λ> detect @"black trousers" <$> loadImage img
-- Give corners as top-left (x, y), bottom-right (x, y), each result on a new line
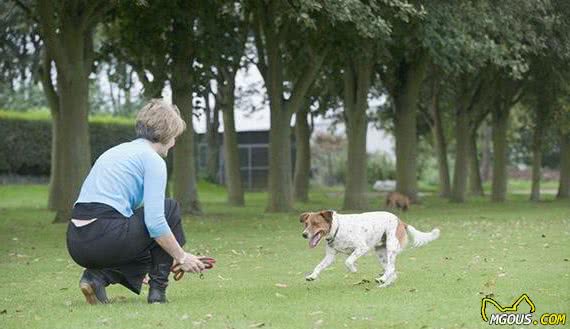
top-left (66, 199), bottom-right (186, 294)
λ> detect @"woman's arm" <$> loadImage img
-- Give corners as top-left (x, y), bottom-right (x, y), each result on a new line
top-left (143, 153), bottom-right (205, 273)
top-left (155, 234), bottom-right (205, 273)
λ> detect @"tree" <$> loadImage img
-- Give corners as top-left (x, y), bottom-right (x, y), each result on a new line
top-left (523, 0), bottom-right (570, 201)
top-left (555, 99), bottom-right (570, 199)
top-left (0, 3), bottom-right (45, 111)
top-left (341, 46), bottom-right (375, 210)
top-left (381, 1), bottom-right (488, 202)
top-left (200, 82), bottom-right (221, 183)
top-left (324, 2), bottom-right (419, 210)
top-left (293, 78), bottom-right (339, 202)
top-left (219, 66), bottom-right (245, 205)
top-left (293, 100), bottom-right (312, 203)
top-left (249, 1), bottom-right (329, 212)
top-left (199, 1), bottom-right (248, 206)
top-left (526, 65), bottom-right (557, 202)
top-left (12, 0), bottom-right (113, 221)
top-left (489, 76), bottom-right (523, 202)
top-left (557, 130), bottom-right (570, 199)
top-left (418, 66), bottom-right (452, 198)
top-left (108, 0), bottom-right (205, 214)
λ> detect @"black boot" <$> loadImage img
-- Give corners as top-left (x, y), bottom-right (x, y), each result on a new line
top-left (79, 269), bottom-right (110, 305)
top-left (147, 264), bottom-right (171, 304)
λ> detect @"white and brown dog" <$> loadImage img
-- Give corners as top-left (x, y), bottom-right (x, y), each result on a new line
top-left (299, 210), bottom-right (440, 287)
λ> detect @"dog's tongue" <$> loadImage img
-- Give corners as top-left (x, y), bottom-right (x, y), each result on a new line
top-left (309, 232), bottom-right (322, 248)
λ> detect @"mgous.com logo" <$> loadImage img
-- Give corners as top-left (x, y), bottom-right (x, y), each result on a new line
top-left (481, 293), bottom-right (566, 326)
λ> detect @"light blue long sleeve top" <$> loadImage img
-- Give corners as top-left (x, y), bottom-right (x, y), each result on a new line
top-left (75, 138), bottom-right (171, 238)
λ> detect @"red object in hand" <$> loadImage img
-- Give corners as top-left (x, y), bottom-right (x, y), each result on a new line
top-left (171, 257), bottom-right (216, 281)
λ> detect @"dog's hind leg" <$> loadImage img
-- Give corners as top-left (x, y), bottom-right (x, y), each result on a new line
top-left (376, 233), bottom-right (399, 287)
top-left (374, 246), bottom-right (387, 276)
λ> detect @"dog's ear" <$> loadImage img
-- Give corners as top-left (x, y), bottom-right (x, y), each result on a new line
top-left (299, 212), bottom-right (310, 223)
top-left (320, 210), bottom-right (334, 223)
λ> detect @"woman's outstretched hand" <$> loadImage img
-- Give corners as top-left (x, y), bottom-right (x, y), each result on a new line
top-left (173, 253), bottom-right (207, 273)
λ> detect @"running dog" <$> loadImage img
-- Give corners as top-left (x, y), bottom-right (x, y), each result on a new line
top-left (299, 210), bottom-right (439, 287)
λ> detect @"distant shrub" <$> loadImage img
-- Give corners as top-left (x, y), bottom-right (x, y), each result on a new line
top-left (367, 151), bottom-right (396, 185)
top-left (0, 110), bottom-right (136, 176)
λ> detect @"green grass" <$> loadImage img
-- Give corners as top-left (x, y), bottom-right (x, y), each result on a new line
top-left (0, 184), bottom-right (569, 329)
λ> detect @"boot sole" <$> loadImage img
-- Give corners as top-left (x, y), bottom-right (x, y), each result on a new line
top-left (80, 281), bottom-right (98, 305)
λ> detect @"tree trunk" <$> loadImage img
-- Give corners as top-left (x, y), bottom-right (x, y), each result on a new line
top-left (468, 128), bottom-right (485, 196)
top-left (450, 100), bottom-right (470, 202)
top-left (293, 106), bottom-right (311, 203)
top-left (430, 83), bottom-right (451, 198)
top-left (38, 48), bottom-right (62, 211)
top-left (491, 108), bottom-right (509, 202)
top-left (171, 85), bottom-right (201, 214)
top-left (220, 74), bottom-right (244, 206)
top-left (53, 63), bottom-right (91, 222)
top-left (342, 57), bottom-right (373, 210)
top-left (36, 1), bottom-right (116, 222)
top-left (480, 122), bottom-right (492, 181)
top-left (267, 109), bottom-right (294, 211)
top-left (47, 114), bottom-right (62, 210)
top-left (171, 24), bottom-right (201, 215)
top-left (205, 96), bottom-right (220, 183)
top-left (393, 55), bottom-right (428, 202)
top-left (557, 131), bottom-right (570, 199)
top-left (530, 110), bottom-right (545, 201)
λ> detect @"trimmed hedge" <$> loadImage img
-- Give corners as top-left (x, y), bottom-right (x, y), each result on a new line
top-left (0, 110), bottom-right (136, 176)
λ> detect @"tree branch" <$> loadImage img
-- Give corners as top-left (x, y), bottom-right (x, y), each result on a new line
top-left (37, 0), bottom-right (64, 66)
top-left (38, 47), bottom-right (59, 115)
top-left (252, 6), bottom-right (268, 81)
top-left (286, 47), bottom-right (328, 115)
top-left (12, 0), bottom-right (39, 23)
top-left (83, 0), bottom-right (114, 31)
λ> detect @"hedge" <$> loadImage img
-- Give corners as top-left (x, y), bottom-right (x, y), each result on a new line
top-left (0, 110), bottom-right (136, 176)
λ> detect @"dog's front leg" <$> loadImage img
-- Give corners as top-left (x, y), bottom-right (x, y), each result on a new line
top-left (345, 246), bottom-right (369, 273)
top-left (306, 247), bottom-right (337, 281)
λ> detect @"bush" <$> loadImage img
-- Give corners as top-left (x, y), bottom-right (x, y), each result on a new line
top-left (367, 151), bottom-right (396, 185)
top-left (0, 110), bottom-right (136, 176)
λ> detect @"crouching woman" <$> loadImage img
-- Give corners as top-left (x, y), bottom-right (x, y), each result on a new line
top-left (67, 99), bottom-right (206, 304)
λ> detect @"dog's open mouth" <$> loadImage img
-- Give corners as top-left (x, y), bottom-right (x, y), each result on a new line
top-left (309, 231), bottom-right (323, 248)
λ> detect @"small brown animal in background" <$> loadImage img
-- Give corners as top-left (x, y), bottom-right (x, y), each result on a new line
top-left (385, 192), bottom-right (410, 211)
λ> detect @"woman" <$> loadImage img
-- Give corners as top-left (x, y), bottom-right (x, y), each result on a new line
top-left (67, 99), bottom-right (207, 304)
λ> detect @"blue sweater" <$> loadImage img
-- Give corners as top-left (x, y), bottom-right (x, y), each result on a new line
top-left (75, 138), bottom-right (171, 238)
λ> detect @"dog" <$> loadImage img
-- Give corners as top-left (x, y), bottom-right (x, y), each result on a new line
top-left (299, 210), bottom-right (439, 287)
top-left (385, 191), bottom-right (411, 211)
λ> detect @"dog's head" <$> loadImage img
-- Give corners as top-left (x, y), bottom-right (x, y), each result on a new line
top-left (299, 210), bottom-right (334, 248)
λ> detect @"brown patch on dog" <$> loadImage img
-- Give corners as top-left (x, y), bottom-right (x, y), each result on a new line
top-left (396, 220), bottom-right (408, 247)
top-left (385, 192), bottom-right (411, 211)
top-left (319, 210), bottom-right (334, 223)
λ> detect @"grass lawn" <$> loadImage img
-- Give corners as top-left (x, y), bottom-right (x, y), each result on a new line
top-left (0, 183), bottom-right (569, 329)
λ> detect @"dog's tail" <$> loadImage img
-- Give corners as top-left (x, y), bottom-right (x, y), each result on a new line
top-left (406, 225), bottom-right (440, 248)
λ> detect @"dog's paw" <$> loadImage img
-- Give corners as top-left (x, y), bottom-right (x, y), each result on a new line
top-left (375, 273), bottom-right (396, 287)
top-left (305, 274), bottom-right (317, 281)
top-left (377, 281), bottom-right (392, 288)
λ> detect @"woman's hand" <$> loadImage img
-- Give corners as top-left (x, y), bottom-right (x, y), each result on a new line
top-left (172, 253), bottom-right (206, 274)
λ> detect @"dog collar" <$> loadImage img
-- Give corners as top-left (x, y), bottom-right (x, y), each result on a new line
top-left (326, 223), bottom-right (340, 246)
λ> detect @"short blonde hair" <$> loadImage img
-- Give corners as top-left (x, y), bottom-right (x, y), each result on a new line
top-left (135, 99), bottom-right (186, 143)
